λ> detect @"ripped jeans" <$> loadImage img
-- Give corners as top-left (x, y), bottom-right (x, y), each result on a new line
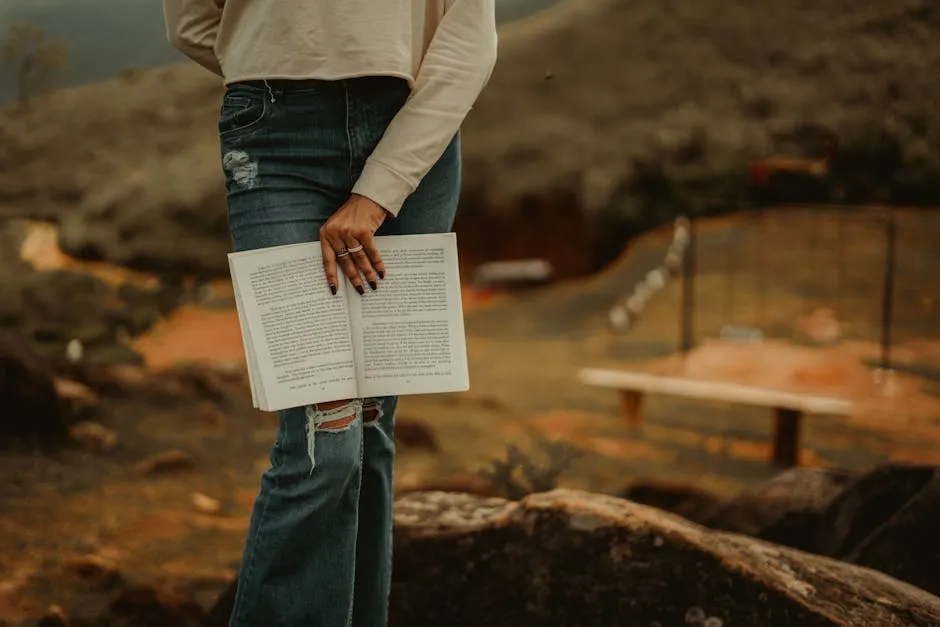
top-left (219, 77), bottom-right (460, 627)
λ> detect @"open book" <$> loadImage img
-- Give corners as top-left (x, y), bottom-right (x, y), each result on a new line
top-left (228, 233), bottom-right (470, 412)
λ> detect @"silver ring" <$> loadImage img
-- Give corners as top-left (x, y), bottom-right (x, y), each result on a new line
top-left (347, 245), bottom-right (364, 254)
top-left (336, 249), bottom-right (350, 258)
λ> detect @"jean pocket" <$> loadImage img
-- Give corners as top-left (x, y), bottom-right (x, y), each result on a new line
top-left (219, 91), bottom-right (267, 139)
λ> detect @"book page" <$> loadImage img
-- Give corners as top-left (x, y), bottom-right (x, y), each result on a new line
top-left (349, 233), bottom-right (470, 398)
top-left (228, 255), bottom-right (260, 408)
top-left (228, 242), bottom-right (358, 411)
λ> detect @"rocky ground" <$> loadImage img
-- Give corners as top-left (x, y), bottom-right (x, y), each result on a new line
top-left (0, 222), bottom-right (201, 367)
top-left (2, 206), bottom-right (940, 624)
top-left (51, 473), bottom-right (940, 626)
top-left (4, 356), bottom-right (940, 627)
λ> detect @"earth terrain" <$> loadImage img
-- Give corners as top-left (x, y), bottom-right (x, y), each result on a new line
top-left (1, 0), bottom-right (939, 623)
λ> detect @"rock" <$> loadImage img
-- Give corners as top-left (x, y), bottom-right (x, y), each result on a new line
top-left (72, 363), bottom-right (237, 407)
top-left (68, 422), bottom-right (118, 452)
top-left (55, 377), bottom-right (100, 422)
top-left (0, 331), bottom-right (69, 451)
top-left (2, 267), bottom-right (158, 366)
top-left (36, 606), bottom-right (68, 627)
top-left (62, 554), bottom-right (123, 590)
top-left (191, 492), bottom-right (222, 515)
top-left (389, 490), bottom-right (940, 626)
top-left (395, 474), bottom-right (500, 498)
top-left (205, 579), bottom-right (238, 627)
top-left (66, 364), bottom-right (148, 398)
top-left (825, 466), bottom-right (940, 597)
top-left (102, 585), bottom-right (204, 627)
top-left (135, 449), bottom-right (195, 475)
top-left (55, 377), bottom-right (98, 421)
top-left (194, 401), bottom-right (226, 430)
top-left (701, 467), bottom-right (856, 552)
top-left (817, 463), bottom-right (937, 559)
top-left (65, 339), bottom-right (84, 365)
top-left (619, 480), bottom-right (722, 525)
top-left (170, 364), bottom-right (231, 404)
top-left (393, 417), bottom-right (439, 452)
top-left (57, 144), bottom-right (232, 277)
top-left (200, 489), bottom-right (940, 626)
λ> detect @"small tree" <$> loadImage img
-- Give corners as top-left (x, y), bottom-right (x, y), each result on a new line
top-left (2, 23), bottom-right (67, 105)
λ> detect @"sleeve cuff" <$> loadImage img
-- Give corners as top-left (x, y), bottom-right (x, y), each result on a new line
top-left (351, 160), bottom-right (417, 217)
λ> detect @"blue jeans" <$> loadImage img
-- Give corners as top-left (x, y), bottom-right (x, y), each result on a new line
top-left (219, 77), bottom-right (460, 627)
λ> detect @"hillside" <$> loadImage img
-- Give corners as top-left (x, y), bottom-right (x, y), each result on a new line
top-left (461, 0), bottom-right (940, 205)
top-left (0, 0), bottom-right (181, 105)
top-left (0, 0), bottom-right (938, 276)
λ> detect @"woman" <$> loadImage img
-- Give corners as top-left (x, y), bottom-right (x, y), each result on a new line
top-left (162, 1), bottom-right (497, 625)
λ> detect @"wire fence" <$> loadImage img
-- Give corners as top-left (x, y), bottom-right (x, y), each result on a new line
top-left (678, 205), bottom-right (940, 371)
top-left (610, 204), bottom-right (940, 374)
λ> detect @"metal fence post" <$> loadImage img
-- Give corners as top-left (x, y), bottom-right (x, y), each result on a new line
top-left (835, 205), bottom-right (845, 317)
top-left (880, 210), bottom-right (897, 372)
top-left (756, 204), bottom-right (766, 330)
top-left (680, 215), bottom-right (696, 355)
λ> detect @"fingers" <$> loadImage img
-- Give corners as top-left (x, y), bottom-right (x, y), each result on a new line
top-left (363, 237), bottom-right (386, 281)
top-left (320, 237), bottom-right (339, 295)
top-left (320, 229), bottom-right (361, 295)
top-left (320, 214), bottom-right (386, 294)
top-left (345, 234), bottom-right (382, 291)
top-left (330, 235), bottom-right (365, 294)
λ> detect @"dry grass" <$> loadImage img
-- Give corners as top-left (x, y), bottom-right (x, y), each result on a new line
top-left (461, 0), bottom-right (940, 209)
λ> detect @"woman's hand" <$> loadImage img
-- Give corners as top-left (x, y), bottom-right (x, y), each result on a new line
top-left (320, 194), bottom-right (389, 295)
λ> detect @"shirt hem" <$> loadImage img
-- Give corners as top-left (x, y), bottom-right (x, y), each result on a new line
top-left (222, 69), bottom-right (416, 89)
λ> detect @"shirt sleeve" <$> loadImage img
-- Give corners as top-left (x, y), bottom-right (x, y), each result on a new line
top-left (163, 0), bottom-right (225, 77)
top-left (351, 0), bottom-right (498, 217)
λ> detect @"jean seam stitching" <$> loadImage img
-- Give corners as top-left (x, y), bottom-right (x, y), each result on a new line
top-left (230, 485), bottom-right (274, 624)
top-left (343, 80), bottom-right (354, 187)
top-left (219, 92), bottom-right (269, 141)
top-left (230, 428), bottom-right (282, 625)
top-left (347, 415), bottom-right (366, 627)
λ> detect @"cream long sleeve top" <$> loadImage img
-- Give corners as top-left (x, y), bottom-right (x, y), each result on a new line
top-left (163, 0), bottom-right (497, 216)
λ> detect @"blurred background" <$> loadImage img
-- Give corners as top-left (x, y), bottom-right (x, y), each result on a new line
top-left (1, 0), bottom-right (939, 625)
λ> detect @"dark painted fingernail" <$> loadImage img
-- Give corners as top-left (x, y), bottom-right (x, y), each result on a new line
top-left (369, 280), bottom-right (377, 291)
top-left (330, 284), bottom-right (337, 295)
top-left (378, 270), bottom-right (385, 280)
top-left (355, 284), bottom-right (364, 295)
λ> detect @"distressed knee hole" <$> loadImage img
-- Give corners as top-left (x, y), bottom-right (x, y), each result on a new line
top-left (362, 399), bottom-right (383, 426)
top-left (319, 414), bottom-right (356, 431)
top-left (304, 400), bottom-right (362, 473)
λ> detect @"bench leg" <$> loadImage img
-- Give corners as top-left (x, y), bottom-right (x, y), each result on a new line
top-left (619, 391), bottom-right (644, 426)
top-left (772, 408), bottom-right (802, 467)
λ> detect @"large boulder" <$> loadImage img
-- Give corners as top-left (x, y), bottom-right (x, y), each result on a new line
top-left (700, 467), bottom-right (856, 552)
top-left (817, 464), bottom-right (937, 558)
top-left (389, 490), bottom-right (940, 626)
top-left (619, 479), bottom-right (722, 525)
top-left (0, 331), bottom-right (69, 450)
top-left (819, 465), bottom-right (940, 597)
top-left (101, 585), bottom-right (205, 627)
top-left (631, 464), bottom-right (940, 600)
top-left (0, 226), bottom-right (177, 365)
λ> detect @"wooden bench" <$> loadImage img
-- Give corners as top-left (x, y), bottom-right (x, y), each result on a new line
top-left (577, 368), bottom-right (854, 467)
